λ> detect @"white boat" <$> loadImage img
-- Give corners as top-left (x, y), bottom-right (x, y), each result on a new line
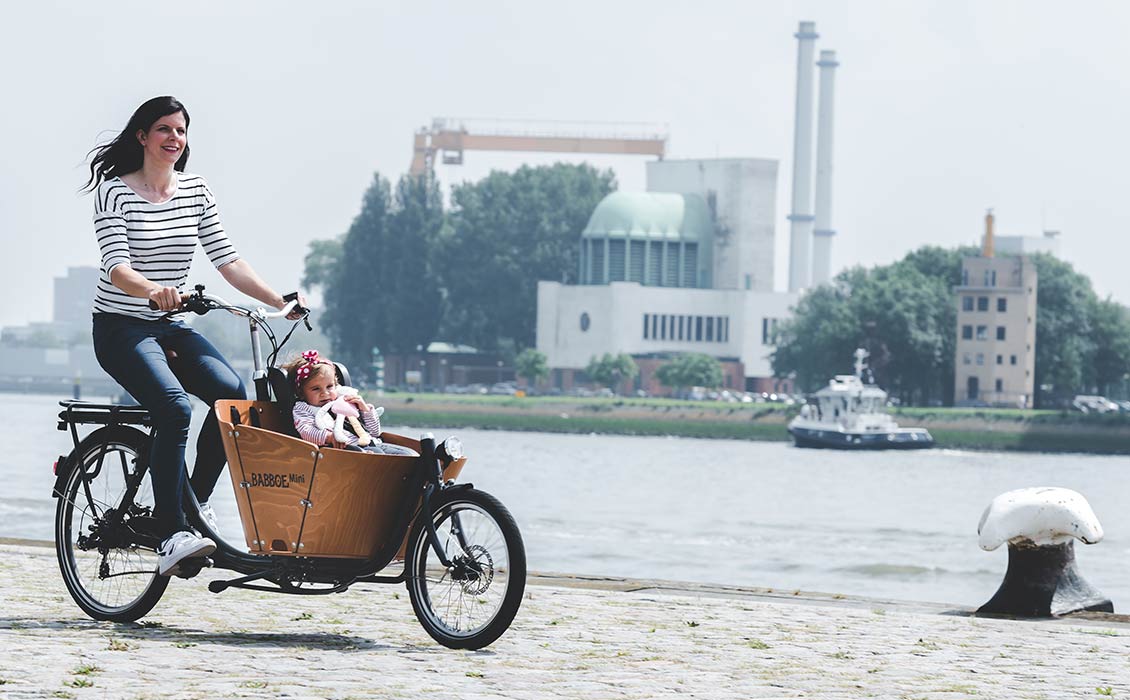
top-left (787, 349), bottom-right (934, 450)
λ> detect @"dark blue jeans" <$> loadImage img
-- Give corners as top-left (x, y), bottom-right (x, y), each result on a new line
top-left (93, 313), bottom-right (246, 539)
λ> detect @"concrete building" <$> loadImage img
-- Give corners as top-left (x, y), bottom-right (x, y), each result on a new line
top-left (645, 158), bottom-right (778, 292)
top-left (953, 213), bottom-right (1037, 407)
top-left (538, 157), bottom-right (798, 395)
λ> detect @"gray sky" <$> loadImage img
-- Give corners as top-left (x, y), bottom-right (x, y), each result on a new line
top-left (2, 0), bottom-right (1128, 328)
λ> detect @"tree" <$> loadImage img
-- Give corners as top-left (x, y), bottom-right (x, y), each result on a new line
top-left (319, 174), bottom-right (393, 375)
top-left (1089, 297), bottom-right (1130, 396)
top-left (1029, 253), bottom-right (1097, 407)
top-left (315, 173), bottom-right (446, 377)
top-left (514, 348), bottom-right (549, 387)
top-left (585, 353), bottom-right (638, 392)
top-left (656, 353), bottom-right (724, 393)
top-left (772, 246), bottom-right (973, 405)
top-left (438, 163), bottom-right (616, 351)
top-left (380, 175), bottom-right (445, 354)
top-left (301, 237), bottom-right (343, 291)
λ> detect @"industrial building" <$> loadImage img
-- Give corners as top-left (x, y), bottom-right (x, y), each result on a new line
top-left (536, 22), bottom-right (840, 395)
top-left (953, 212), bottom-right (1038, 407)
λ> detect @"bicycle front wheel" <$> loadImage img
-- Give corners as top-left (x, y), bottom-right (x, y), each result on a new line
top-left (55, 426), bottom-right (169, 622)
top-left (406, 488), bottom-right (526, 649)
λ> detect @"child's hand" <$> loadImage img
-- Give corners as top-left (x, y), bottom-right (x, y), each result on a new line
top-left (344, 394), bottom-right (368, 411)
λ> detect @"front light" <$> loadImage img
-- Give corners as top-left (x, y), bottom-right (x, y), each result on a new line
top-left (440, 436), bottom-right (464, 461)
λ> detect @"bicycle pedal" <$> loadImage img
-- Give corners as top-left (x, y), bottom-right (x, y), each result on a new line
top-left (174, 556), bottom-right (213, 579)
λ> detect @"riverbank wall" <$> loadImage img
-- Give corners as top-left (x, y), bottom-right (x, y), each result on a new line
top-left (374, 394), bottom-right (1130, 455)
top-left (2, 540), bottom-right (1127, 698)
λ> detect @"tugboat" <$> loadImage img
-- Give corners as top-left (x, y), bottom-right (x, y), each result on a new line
top-left (787, 349), bottom-right (934, 450)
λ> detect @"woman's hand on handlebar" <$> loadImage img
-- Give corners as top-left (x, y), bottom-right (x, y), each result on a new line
top-left (147, 286), bottom-right (182, 312)
top-left (282, 291), bottom-right (310, 321)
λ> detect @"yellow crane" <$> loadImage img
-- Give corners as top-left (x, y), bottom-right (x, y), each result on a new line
top-left (410, 118), bottom-right (668, 177)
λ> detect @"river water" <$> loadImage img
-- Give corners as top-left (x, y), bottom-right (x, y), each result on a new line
top-left (5, 392), bottom-right (1129, 607)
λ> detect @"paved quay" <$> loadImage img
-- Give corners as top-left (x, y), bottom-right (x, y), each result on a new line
top-left (1, 541), bottom-right (1128, 699)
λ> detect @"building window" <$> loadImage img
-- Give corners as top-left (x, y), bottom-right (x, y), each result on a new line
top-left (962, 325), bottom-right (973, 340)
top-left (643, 314), bottom-right (649, 339)
top-left (962, 269), bottom-right (969, 286)
top-left (608, 240), bottom-right (626, 281)
top-left (647, 241), bottom-right (663, 286)
top-left (962, 296), bottom-right (974, 311)
top-left (1010, 355), bottom-right (1017, 365)
top-left (984, 270), bottom-right (997, 287)
top-left (684, 243), bottom-right (698, 289)
top-left (962, 353), bottom-right (971, 365)
top-left (995, 379), bottom-right (1003, 392)
top-left (996, 326), bottom-right (1006, 340)
top-left (590, 239), bottom-right (605, 282)
top-left (678, 316), bottom-right (684, 340)
top-left (977, 297), bottom-right (989, 311)
top-left (997, 298), bottom-right (1007, 312)
top-left (706, 317), bottom-right (714, 342)
top-left (651, 314), bottom-right (658, 340)
top-left (996, 355), bottom-right (1003, 365)
top-left (695, 316), bottom-right (703, 342)
top-left (660, 315), bottom-right (668, 340)
top-left (976, 353), bottom-right (984, 365)
top-left (745, 274), bottom-right (752, 290)
top-left (976, 325), bottom-right (988, 340)
top-left (580, 312), bottom-right (590, 332)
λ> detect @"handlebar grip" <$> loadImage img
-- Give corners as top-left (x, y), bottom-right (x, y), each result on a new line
top-left (148, 295), bottom-right (185, 312)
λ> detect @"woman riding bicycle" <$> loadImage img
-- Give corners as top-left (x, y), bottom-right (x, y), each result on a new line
top-left (84, 95), bottom-right (305, 577)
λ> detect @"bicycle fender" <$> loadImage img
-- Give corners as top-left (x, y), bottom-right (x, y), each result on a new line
top-left (52, 425), bottom-right (151, 499)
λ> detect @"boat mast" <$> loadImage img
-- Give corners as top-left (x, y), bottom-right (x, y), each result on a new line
top-left (853, 348), bottom-right (869, 381)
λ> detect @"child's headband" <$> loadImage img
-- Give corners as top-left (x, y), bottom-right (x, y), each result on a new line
top-left (294, 350), bottom-right (330, 388)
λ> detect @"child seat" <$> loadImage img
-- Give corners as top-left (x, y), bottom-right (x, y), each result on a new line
top-left (215, 396), bottom-right (464, 559)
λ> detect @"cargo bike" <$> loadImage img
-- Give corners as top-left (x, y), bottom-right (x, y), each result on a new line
top-left (52, 287), bottom-right (525, 649)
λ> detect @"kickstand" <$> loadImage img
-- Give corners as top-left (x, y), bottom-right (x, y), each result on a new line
top-left (207, 569), bottom-right (272, 594)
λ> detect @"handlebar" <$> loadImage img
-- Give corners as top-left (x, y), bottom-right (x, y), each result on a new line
top-left (148, 285), bottom-right (307, 321)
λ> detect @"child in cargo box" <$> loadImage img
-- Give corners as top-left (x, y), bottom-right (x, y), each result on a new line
top-left (285, 350), bottom-right (417, 456)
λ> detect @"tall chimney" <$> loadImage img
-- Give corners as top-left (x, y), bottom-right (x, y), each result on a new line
top-left (787, 21), bottom-right (819, 293)
top-left (811, 49), bottom-right (839, 286)
top-left (983, 209), bottom-right (995, 258)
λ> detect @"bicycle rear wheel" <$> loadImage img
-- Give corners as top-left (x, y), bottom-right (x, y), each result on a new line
top-left (406, 488), bottom-right (526, 649)
top-left (55, 426), bottom-right (169, 622)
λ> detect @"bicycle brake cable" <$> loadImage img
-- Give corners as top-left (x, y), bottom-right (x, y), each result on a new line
top-left (267, 316), bottom-right (308, 369)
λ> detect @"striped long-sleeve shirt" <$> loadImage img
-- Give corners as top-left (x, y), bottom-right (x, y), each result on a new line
top-left (292, 400), bottom-right (383, 447)
top-left (92, 173), bottom-right (240, 319)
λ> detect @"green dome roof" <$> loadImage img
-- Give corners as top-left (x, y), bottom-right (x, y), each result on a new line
top-left (582, 192), bottom-right (713, 241)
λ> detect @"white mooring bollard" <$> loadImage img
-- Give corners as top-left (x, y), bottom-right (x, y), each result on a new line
top-left (977, 487), bottom-right (1112, 617)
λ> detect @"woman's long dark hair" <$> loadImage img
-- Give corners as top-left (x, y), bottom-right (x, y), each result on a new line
top-left (83, 96), bottom-right (191, 192)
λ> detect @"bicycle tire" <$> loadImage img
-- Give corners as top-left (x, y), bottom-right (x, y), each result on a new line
top-left (55, 425), bottom-right (169, 622)
top-left (406, 488), bottom-right (526, 649)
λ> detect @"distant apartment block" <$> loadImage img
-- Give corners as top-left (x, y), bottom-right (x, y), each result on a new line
top-left (953, 213), bottom-right (1037, 407)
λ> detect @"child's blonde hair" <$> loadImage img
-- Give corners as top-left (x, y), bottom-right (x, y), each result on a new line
top-left (283, 350), bottom-right (335, 394)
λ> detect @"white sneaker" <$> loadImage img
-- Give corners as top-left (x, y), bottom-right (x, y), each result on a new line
top-left (158, 531), bottom-right (216, 577)
top-left (199, 503), bottom-right (219, 535)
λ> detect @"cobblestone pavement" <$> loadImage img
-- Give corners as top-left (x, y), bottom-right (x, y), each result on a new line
top-left (1, 542), bottom-right (1128, 699)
